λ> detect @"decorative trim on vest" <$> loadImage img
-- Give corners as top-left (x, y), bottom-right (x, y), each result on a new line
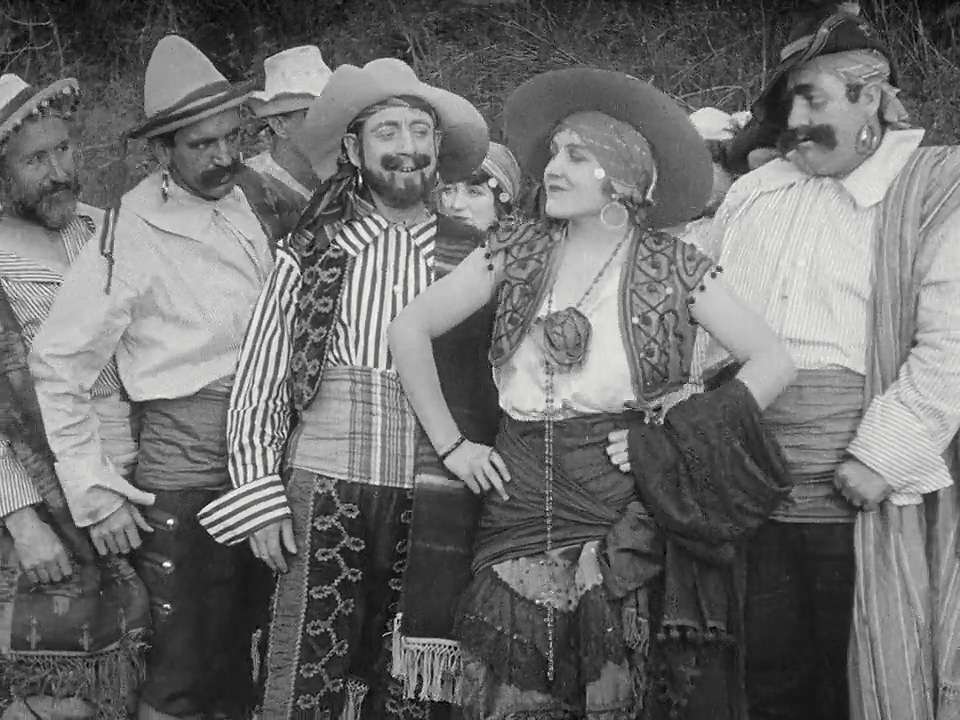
top-left (488, 220), bottom-right (713, 404)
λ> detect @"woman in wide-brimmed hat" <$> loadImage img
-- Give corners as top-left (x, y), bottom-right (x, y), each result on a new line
top-left (388, 68), bottom-right (797, 718)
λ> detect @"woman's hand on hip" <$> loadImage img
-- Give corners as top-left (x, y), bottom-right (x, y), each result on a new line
top-left (444, 441), bottom-right (511, 501)
top-left (606, 429), bottom-right (631, 473)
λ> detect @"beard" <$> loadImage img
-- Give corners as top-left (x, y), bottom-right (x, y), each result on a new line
top-left (361, 152), bottom-right (437, 210)
top-left (9, 178), bottom-right (79, 230)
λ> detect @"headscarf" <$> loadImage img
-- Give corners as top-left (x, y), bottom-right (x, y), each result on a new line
top-left (479, 141), bottom-right (521, 204)
top-left (557, 111), bottom-right (658, 205)
top-left (801, 49), bottom-right (911, 128)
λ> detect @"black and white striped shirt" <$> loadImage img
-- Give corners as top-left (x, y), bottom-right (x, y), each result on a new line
top-left (198, 208), bottom-right (437, 544)
top-left (0, 210), bottom-right (122, 518)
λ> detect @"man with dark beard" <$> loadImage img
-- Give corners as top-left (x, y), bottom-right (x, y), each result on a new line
top-left (0, 73), bottom-right (150, 720)
top-left (196, 58), bottom-right (494, 720)
top-left (27, 36), bottom-right (303, 720)
top-left (702, 5), bottom-right (960, 719)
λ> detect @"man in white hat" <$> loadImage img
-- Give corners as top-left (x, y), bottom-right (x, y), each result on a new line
top-left (195, 57), bottom-right (493, 719)
top-left (27, 36), bottom-right (304, 720)
top-left (0, 74), bottom-right (150, 720)
top-left (246, 45), bottom-right (331, 199)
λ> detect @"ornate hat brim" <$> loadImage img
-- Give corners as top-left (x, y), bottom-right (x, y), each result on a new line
top-left (0, 78), bottom-right (79, 146)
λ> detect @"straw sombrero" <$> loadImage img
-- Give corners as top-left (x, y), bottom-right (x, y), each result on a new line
top-left (296, 58), bottom-right (488, 183)
top-left (130, 35), bottom-right (254, 140)
top-left (503, 68), bottom-right (713, 228)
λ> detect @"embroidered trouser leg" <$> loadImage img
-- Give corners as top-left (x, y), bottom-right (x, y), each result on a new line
top-left (744, 521), bottom-right (856, 720)
top-left (134, 489), bottom-right (268, 719)
top-left (261, 470), bottom-right (433, 720)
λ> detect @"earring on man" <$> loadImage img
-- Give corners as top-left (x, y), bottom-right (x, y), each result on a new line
top-left (160, 166), bottom-right (171, 202)
top-left (854, 123), bottom-right (880, 156)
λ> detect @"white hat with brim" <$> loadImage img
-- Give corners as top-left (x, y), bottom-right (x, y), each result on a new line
top-left (295, 57), bottom-right (489, 183)
top-left (248, 45), bottom-right (332, 118)
top-left (130, 35), bottom-right (254, 140)
top-left (0, 74), bottom-right (79, 147)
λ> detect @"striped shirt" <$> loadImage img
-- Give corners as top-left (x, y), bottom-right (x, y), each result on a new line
top-left (0, 209), bottom-right (121, 519)
top-left (704, 128), bottom-right (960, 505)
top-left (198, 208), bottom-right (437, 544)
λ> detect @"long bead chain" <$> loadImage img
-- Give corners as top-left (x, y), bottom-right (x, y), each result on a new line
top-left (543, 292), bottom-right (557, 683)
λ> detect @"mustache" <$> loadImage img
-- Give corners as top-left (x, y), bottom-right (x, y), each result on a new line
top-left (38, 179), bottom-right (78, 200)
top-left (198, 159), bottom-right (243, 188)
top-left (778, 125), bottom-right (838, 154)
top-left (380, 153), bottom-right (432, 172)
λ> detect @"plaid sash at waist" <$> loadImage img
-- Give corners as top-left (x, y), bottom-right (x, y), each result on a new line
top-left (287, 366), bottom-right (418, 489)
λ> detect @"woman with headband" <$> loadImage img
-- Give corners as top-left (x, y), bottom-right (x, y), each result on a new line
top-left (388, 69), bottom-right (797, 719)
top-left (437, 141), bottom-right (522, 232)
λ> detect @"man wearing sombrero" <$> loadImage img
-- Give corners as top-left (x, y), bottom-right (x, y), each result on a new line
top-left (0, 73), bottom-right (149, 720)
top-left (28, 35), bottom-right (302, 720)
top-left (702, 4), bottom-right (960, 718)
top-left (195, 58), bottom-right (496, 719)
top-left (246, 45), bottom-right (332, 199)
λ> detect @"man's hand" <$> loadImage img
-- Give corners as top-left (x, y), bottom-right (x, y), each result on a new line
top-left (606, 429), bottom-right (631, 473)
top-left (4, 506), bottom-right (73, 584)
top-left (89, 500), bottom-right (153, 556)
top-left (444, 440), bottom-right (511, 501)
top-left (249, 518), bottom-right (297, 573)
top-left (834, 459), bottom-right (893, 512)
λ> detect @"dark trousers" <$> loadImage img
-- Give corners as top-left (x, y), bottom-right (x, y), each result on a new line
top-left (134, 489), bottom-right (273, 719)
top-left (744, 521), bottom-right (857, 720)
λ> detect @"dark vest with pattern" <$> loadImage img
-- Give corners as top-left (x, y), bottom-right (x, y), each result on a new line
top-left (488, 220), bottom-right (714, 410)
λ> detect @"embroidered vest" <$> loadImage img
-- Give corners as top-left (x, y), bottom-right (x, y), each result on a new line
top-left (488, 220), bottom-right (714, 409)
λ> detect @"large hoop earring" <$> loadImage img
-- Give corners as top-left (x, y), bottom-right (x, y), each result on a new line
top-left (855, 123), bottom-right (880, 156)
top-left (600, 200), bottom-right (629, 229)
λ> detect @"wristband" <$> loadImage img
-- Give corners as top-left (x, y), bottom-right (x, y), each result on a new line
top-left (438, 434), bottom-right (466, 462)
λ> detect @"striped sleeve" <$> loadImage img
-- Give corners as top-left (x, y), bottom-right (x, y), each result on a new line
top-left (847, 220), bottom-right (960, 504)
top-left (0, 438), bottom-right (42, 520)
top-left (198, 247), bottom-right (301, 545)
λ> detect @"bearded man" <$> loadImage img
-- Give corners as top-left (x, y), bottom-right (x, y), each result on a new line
top-left (704, 6), bottom-right (960, 719)
top-left (27, 36), bottom-right (305, 720)
top-left (246, 45), bottom-right (332, 199)
top-left (0, 73), bottom-right (149, 719)
top-left (196, 58), bottom-right (494, 719)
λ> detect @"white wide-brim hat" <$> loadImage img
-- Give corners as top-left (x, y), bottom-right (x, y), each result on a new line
top-left (249, 45), bottom-right (332, 118)
top-left (295, 57), bottom-right (489, 183)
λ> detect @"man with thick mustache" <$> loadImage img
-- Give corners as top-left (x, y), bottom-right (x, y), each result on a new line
top-left (27, 36), bottom-right (303, 720)
top-left (704, 5), bottom-right (960, 719)
top-left (196, 58), bottom-right (493, 719)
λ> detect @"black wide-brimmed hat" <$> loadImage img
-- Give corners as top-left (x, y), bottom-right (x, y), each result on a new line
top-left (503, 68), bottom-right (713, 229)
top-left (753, 4), bottom-right (897, 124)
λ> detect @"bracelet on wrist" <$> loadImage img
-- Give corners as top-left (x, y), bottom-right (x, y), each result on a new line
top-left (438, 434), bottom-right (466, 462)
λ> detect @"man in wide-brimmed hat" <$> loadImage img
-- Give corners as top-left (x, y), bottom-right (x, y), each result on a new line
top-left (246, 45), bottom-right (332, 199)
top-left (28, 35), bottom-right (304, 720)
top-left (701, 4), bottom-right (960, 718)
top-left (195, 57), bottom-right (492, 719)
top-left (0, 73), bottom-right (150, 720)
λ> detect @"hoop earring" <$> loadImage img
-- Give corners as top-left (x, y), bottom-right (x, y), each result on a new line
top-left (855, 123), bottom-right (880, 156)
top-left (600, 201), bottom-right (629, 229)
top-left (160, 165), bottom-right (171, 202)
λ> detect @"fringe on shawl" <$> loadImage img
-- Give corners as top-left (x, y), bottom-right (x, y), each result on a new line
top-left (0, 632), bottom-right (147, 720)
top-left (391, 614), bottom-right (463, 704)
